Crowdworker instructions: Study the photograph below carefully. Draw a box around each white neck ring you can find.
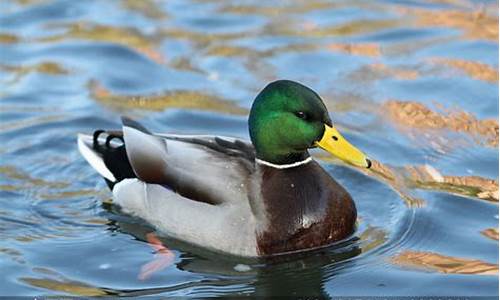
[255,157,313,169]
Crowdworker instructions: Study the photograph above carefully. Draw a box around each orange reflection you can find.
[392,250,498,275]
[384,100,499,147]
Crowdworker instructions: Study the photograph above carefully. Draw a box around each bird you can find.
[78,80,371,257]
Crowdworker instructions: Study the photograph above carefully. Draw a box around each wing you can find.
[79,117,256,205]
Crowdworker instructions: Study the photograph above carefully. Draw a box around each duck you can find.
[78,80,371,257]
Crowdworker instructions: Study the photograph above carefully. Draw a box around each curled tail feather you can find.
[78,130,136,190]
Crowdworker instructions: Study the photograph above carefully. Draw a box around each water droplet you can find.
[234,264,251,272]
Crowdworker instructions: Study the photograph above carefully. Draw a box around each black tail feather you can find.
[93,130,136,190]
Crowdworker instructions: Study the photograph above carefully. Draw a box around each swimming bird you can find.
[78,80,371,257]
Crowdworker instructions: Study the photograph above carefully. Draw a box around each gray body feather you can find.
[78,120,259,256]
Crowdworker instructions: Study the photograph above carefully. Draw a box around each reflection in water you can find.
[89,80,248,115]
[106,215,364,298]
[404,6,498,41]
[0,62,68,86]
[252,252,357,298]
[0,0,498,297]
[121,0,167,20]
[316,154,498,207]
[328,43,381,57]
[481,228,499,241]
[392,250,498,275]
[0,33,19,43]
[40,22,166,64]
[0,247,25,265]
[384,100,499,147]
[21,276,110,297]
[220,2,341,16]
[407,164,496,202]
[350,63,419,81]
[0,165,68,189]
[431,58,499,84]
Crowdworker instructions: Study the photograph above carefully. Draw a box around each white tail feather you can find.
[77,134,116,182]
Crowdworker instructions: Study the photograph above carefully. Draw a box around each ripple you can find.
[0,0,498,296]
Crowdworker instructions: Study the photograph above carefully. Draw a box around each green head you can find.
[249,80,371,168]
[249,80,331,164]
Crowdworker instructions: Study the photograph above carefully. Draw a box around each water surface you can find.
[0,0,498,297]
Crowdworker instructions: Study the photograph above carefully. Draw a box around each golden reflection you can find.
[40,23,165,64]
[220,1,339,16]
[203,43,319,81]
[160,28,244,47]
[269,43,319,56]
[15,234,59,243]
[205,45,261,57]
[0,165,68,189]
[271,19,401,38]
[122,0,167,19]
[89,80,248,115]
[317,147,497,205]
[168,57,204,73]
[366,160,427,208]
[42,23,154,48]
[314,153,426,208]
[481,228,499,241]
[315,19,399,37]
[0,33,19,44]
[0,184,17,192]
[392,250,498,275]
[38,189,101,201]
[320,92,378,114]
[82,218,109,225]
[384,36,456,57]
[243,59,277,83]
[368,63,419,80]
[204,43,318,62]
[1,62,69,84]
[327,43,381,57]
[401,6,498,41]
[366,160,426,207]
[349,63,419,82]
[425,0,471,5]
[13,226,86,242]
[0,247,25,264]
[20,267,121,296]
[383,100,499,147]
[21,278,109,296]
[405,164,499,202]
[431,58,499,84]
[366,159,397,182]
[358,226,388,252]
[0,115,67,134]
[12,0,48,5]
[15,236,39,243]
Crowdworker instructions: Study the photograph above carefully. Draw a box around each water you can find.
[0,0,498,297]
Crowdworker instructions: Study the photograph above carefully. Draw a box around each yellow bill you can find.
[315,124,371,168]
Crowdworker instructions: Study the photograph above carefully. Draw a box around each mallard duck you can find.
[78,80,371,257]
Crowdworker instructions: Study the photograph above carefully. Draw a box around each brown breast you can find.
[254,161,357,256]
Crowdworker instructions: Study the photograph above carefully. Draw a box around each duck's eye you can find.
[295,111,307,120]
